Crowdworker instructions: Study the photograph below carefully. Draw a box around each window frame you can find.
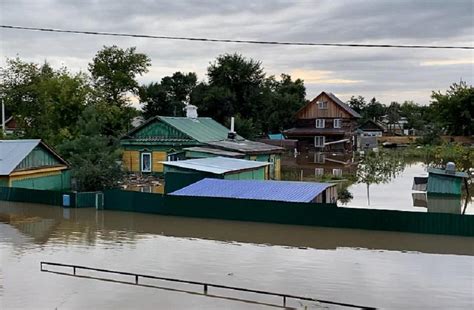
[318,101,328,109]
[315,119,325,128]
[333,118,342,128]
[314,136,325,147]
[314,168,324,177]
[141,152,152,173]
[332,168,343,177]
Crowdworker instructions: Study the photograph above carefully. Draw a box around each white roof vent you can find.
[185,105,198,119]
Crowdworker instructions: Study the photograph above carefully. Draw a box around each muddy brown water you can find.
[1,201,473,309]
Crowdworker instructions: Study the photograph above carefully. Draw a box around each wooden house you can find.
[0,139,70,190]
[120,115,283,179]
[284,92,361,152]
[358,119,386,137]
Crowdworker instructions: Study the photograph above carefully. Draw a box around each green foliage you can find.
[347,95,366,114]
[57,106,123,191]
[190,84,235,124]
[0,58,90,145]
[89,45,151,106]
[430,81,474,136]
[416,125,443,145]
[140,72,197,119]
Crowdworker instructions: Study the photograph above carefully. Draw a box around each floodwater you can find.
[1,201,473,309]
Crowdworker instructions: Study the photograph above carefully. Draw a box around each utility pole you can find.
[1,97,5,136]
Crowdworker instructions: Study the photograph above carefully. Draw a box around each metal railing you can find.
[40,261,375,309]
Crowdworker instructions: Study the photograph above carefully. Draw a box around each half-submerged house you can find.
[120,108,283,178]
[0,139,70,190]
[284,92,361,152]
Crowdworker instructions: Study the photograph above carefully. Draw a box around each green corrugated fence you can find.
[76,192,104,208]
[102,189,474,237]
[0,186,76,207]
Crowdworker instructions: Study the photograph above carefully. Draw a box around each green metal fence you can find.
[0,186,76,207]
[76,192,104,209]
[102,189,474,237]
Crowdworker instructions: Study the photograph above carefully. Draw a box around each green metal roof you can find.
[159,116,237,143]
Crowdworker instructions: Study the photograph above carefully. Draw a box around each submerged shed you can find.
[427,163,468,195]
[0,139,70,190]
[170,178,338,204]
[162,157,269,193]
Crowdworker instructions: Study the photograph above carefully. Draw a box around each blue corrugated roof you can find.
[169,178,334,203]
[0,139,41,175]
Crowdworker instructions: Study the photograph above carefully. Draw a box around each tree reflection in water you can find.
[356,151,406,205]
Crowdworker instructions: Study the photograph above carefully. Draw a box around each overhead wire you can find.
[1,25,473,50]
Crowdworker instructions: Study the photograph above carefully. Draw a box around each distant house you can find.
[284,91,361,152]
[1,115,19,135]
[0,139,70,190]
[120,111,283,179]
[358,119,386,137]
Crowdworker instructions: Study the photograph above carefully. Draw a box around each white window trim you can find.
[314,136,325,147]
[334,119,342,128]
[315,119,325,128]
[141,152,152,172]
[315,168,324,176]
[318,101,328,109]
[332,168,343,177]
[314,152,325,164]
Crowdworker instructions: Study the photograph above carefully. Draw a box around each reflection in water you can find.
[1,201,474,309]
[412,193,463,214]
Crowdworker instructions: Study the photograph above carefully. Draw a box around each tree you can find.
[140,72,197,119]
[386,101,402,134]
[89,46,151,106]
[190,83,235,124]
[356,151,405,205]
[58,106,123,191]
[430,81,474,136]
[0,58,90,145]
[399,100,427,131]
[347,95,367,114]
[362,97,385,122]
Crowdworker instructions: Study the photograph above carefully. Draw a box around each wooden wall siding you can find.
[152,151,167,172]
[133,120,191,140]
[14,146,63,171]
[122,150,140,172]
[296,118,355,129]
[297,93,352,119]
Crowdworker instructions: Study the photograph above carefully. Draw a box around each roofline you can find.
[296,91,361,119]
[38,140,71,168]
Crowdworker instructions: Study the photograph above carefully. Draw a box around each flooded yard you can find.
[1,201,473,309]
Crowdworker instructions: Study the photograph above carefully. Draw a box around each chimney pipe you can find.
[227,116,236,140]
[1,98,5,136]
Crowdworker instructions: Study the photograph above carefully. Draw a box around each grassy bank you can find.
[397,144,473,171]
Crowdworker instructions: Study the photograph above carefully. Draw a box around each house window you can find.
[314,136,325,147]
[315,168,324,177]
[315,119,325,128]
[141,152,152,172]
[318,101,328,109]
[334,119,342,128]
[314,152,325,163]
[167,153,180,161]
[332,168,343,177]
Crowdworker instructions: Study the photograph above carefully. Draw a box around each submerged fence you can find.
[40,261,375,309]
[1,186,474,236]
[101,189,474,237]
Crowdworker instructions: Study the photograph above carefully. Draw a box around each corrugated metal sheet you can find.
[159,116,238,143]
[0,139,41,175]
[163,157,269,174]
[170,178,334,203]
[428,168,468,179]
[183,147,245,158]
[206,139,284,154]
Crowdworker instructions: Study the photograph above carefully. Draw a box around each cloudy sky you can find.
[1,0,473,106]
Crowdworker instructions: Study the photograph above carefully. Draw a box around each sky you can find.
[0,0,473,106]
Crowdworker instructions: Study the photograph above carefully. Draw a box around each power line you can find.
[1,25,473,50]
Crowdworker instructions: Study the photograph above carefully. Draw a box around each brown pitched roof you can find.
[324,92,361,118]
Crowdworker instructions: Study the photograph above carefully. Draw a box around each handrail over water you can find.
[40,261,376,309]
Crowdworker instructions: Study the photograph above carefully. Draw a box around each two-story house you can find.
[284,91,361,152]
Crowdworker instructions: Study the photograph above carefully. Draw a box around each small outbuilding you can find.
[162,157,269,193]
[427,165,468,195]
[169,178,338,204]
[0,139,71,190]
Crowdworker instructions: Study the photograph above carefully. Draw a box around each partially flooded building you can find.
[0,139,70,190]
[120,109,283,178]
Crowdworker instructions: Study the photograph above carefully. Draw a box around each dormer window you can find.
[318,101,328,109]
[315,119,325,128]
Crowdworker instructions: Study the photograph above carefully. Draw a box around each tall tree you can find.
[57,106,123,191]
[89,46,151,106]
[362,97,385,121]
[140,72,197,119]
[430,81,474,136]
[0,58,90,145]
[347,95,367,114]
